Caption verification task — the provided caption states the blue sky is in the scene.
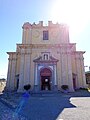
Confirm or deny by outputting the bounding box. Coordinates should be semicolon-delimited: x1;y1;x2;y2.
0;0;90;78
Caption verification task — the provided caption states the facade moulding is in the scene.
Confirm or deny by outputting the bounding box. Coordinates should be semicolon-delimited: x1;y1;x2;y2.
8;58;17;61
19;52;32;55
73;51;85;54
57;52;69;54
71;52;85;57
75;57;84;60
17;44;75;49
7;52;16;55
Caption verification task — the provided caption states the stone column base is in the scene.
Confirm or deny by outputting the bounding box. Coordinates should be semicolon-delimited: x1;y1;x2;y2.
34;85;39;92
53;85;58;91
69;87;75;92
17;88;24;93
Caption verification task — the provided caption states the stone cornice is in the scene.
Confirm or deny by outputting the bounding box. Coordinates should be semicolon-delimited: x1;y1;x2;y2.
8;58;17;61
7;52;16;55
72;51;85;54
17;43;75;49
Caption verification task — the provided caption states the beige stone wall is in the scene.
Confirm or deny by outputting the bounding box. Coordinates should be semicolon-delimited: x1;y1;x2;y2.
22;21;69;45
14;44;77;91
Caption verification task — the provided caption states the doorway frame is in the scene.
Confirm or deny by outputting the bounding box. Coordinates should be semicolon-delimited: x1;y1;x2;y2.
40;68;52;91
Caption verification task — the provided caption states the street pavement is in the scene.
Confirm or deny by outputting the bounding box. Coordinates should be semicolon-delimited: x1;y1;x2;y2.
0;90;90;120
56;97;90;120
0;100;27;120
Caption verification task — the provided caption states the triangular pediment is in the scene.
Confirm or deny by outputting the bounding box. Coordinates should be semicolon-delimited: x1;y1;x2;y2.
33;55;58;62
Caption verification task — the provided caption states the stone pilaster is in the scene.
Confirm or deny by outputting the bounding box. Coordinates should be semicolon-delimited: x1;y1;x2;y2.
10;57;16;90
80;55;87;88
58;50;62;88
22;29;25;44
35;63;38;85
67;52;74;92
24;53;30;84
76;54;81;88
34;63;38;91
61;52;66;85
53;64;58;91
54;64;57;85
61;54;64;83
6;57;12;90
18;50;25;92
34;63;39;92
6;53;16;91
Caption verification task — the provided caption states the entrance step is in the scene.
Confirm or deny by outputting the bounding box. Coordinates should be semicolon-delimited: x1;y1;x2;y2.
31;91;62;97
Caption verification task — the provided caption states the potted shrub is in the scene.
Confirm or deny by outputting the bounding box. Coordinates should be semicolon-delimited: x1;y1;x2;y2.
24;84;31;91
23;84;31;98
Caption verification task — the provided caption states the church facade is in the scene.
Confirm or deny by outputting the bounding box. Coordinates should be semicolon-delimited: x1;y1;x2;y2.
6;21;87;92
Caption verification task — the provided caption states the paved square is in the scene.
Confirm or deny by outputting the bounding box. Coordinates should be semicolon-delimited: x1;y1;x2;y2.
0;90;90;120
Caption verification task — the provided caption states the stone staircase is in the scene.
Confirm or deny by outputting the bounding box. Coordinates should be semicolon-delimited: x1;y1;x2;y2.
30;90;62;97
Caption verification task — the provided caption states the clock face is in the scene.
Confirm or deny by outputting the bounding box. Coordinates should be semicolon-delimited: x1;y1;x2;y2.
33;30;40;38
51;29;59;38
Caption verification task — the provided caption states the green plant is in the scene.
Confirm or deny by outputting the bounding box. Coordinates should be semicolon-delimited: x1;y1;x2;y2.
24;84;31;91
80;87;88;90
61;85;68;90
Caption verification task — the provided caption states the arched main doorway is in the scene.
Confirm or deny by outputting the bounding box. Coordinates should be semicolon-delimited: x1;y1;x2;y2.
40;68;52;90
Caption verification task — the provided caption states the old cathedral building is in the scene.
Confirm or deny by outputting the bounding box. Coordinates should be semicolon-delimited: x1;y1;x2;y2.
6;21;87;92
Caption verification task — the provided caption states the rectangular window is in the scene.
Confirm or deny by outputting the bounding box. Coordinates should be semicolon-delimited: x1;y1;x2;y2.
43;31;49;40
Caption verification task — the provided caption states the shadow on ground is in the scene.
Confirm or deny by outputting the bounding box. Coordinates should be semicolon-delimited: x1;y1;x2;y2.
0;90;90;120
21;95;75;120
